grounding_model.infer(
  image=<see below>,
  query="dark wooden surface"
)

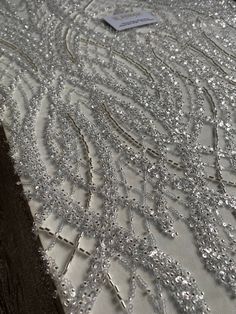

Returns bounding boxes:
[0,125,64,314]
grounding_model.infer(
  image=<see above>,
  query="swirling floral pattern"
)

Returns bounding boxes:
[0,1,236,313]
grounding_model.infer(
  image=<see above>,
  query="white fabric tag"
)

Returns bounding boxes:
[103,11,158,31]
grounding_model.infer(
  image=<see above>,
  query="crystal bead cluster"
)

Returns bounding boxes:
[0,0,236,313]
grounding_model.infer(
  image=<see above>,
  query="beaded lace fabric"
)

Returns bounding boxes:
[0,0,236,313]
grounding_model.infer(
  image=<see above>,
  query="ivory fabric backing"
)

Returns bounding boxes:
[0,1,236,313]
